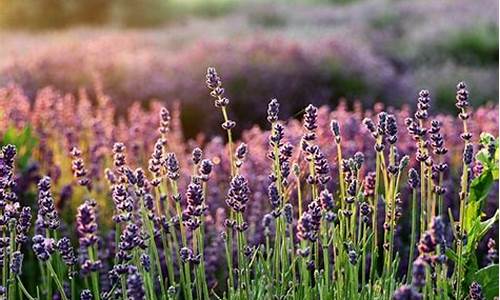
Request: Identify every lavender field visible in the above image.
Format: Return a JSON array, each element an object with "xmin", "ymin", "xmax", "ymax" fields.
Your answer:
[{"xmin": 0, "ymin": 0, "xmax": 498, "ymax": 299}]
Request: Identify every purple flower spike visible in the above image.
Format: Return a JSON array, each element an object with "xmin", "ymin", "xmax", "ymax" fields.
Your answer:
[
  {"xmin": 267, "ymin": 98, "xmax": 280, "ymax": 124},
  {"xmin": 16, "ymin": 206, "xmax": 32, "ymax": 244},
  {"xmin": 10, "ymin": 251, "xmax": 23, "ymax": 275},
  {"xmin": 469, "ymin": 282, "xmax": 485, "ymax": 300},
  {"xmin": 76, "ymin": 200, "xmax": 99, "ymax": 248},
  {"xmin": 225, "ymin": 175, "xmax": 250, "ymax": 213},
  {"xmin": 127, "ymin": 267, "xmax": 145, "ymax": 300},
  {"xmin": 57, "ymin": 237, "xmax": 78, "ymax": 268},
  {"xmin": 32, "ymin": 235, "xmax": 56, "ymax": 261},
  {"xmin": 80, "ymin": 289, "xmax": 92, "ymax": 300},
  {"xmin": 199, "ymin": 159, "xmax": 213, "ymax": 182},
  {"xmin": 37, "ymin": 176, "xmax": 60, "ymax": 230},
  {"xmin": 392, "ymin": 285, "xmax": 422, "ymax": 300}
]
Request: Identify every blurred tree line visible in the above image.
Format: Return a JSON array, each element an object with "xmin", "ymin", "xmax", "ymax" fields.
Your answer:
[{"xmin": 0, "ymin": 0, "xmax": 171, "ymax": 29}]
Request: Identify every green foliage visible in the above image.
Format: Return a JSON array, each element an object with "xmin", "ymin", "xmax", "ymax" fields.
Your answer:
[
  {"xmin": 324, "ymin": 60, "xmax": 369, "ymax": 99},
  {"xmin": 473, "ymin": 264, "xmax": 499, "ymax": 300},
  {"xmin": 0, "ymin": 0, "xmax": 237, "ymax": 29},
  {"xmin": 440, "ymin": 24, "xmax": 499, "ymax": 66},
  {"xmin": 0, "ymin": 125, "xmax": 37, "ymax": 170},
  {"xmin": 0, "ymin": 0, "xmax": 110, "ymax": 29},
  {"xmin": 467, "ymin": 133, "xmax": 499, "ymax": 220},
  {"xmin": 248, "ymin": 8, "xmax": 287, "ymax": 28},
  {"xmin": 176, "ymin": 0, "xmax": 236, "ymax": 18},
  {"xmin": 477, "ymin": 133, "xmax": 499, "ymax": 180},
  {"xmin": 111, "ymin": 0, "xmax": 170, "ymax": 27},
  {"xmin": 434, "ymin": 84, "xmax": 458, "ymax": 112},
  {"xmin": 370, "ymin": 11, "xmax": 400, "ymax": 30},
  {"xmin": 448, "ymin": 132, "xmax": 499, "ymax": 297},
  {"xmin": 415, "ymin": 24, "xmax": 499, "ymax": 67}
]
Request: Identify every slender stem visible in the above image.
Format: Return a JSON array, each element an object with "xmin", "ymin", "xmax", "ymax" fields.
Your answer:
[
  {"xmin": 8, "ymin": 226, "xmax": 16, "ymax": 299},
  {"xmin": 87, "ymin": 246, "xmax": 101, "ymax": 300},
  {"xmin": 455, "ymin": 105, "xmax": 471, "ymax": 300},
  {"xmin": 220, "ymin": 106, "xmax": 235, "ymax": 177},
  {"xmin": 46, "ymin": 261, "xmax": 68, "ymax": 300},
  {"xmin": 157, "ymin": 184, "xmax": 176, "ymax": 288},
  {"xmin": 407, "ymin": 189, "xmax": 417, "ymax": 282},
  {"xmin": 17, "ymin": 277, "xmax": 36, "ymax": 300},
  {"xmin": 455, "ymin": 162, "xmax": 469, "ymax": 300},
  {"xmin": 121, "ymin": 275, "xmax": 128, "ymax": 300},
  {"xmin": 370, "ymin": 154, "xmax": 380, "ymax": 282},
  {"xmin": 361, "ymin": 222, "xmax": 367, "ymax": 288}
]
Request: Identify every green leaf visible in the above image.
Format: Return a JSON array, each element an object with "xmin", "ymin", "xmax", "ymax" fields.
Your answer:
[
  {"xmin": 468, "ymin": 170, "xmax": 494, "ymax": 215},
  {"xmin": 0, "ymin": 124, "xmax": 38, "ymax": 170},
  {"xmin": 476, "ymin": 150, "xmax": 490, "ymax": 166},
  {"xmin": 466, "ymin": 210, "xmax": 499, "ymax": 254},
  {"xmin": 445, "ymin": 248, "xmax": 459, "ymax": 263},
  {"xmin": 464, "ymin": 200, "xmax": 482, "ymax": 232},
  {"xmin": 474, "ymin": 264, "xmax": 499, "ymax": 300},
  {"xmin": 477, "ymin": 210, "xmax": 499, "ymax": 240},
  {"xmin": 479, "ymin": 132, "xmax": 495, "ymax": 146},
  {"xmin": 476, "ymin": 133, "xmax": 499, "ymax": 180}
]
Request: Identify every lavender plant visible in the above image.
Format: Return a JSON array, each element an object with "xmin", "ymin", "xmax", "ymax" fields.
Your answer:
[{"xmin": 0, "ymin": 69, "xmax": 497, "ymax": 300}]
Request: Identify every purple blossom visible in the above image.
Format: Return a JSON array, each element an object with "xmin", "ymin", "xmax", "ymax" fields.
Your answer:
[
  {"xmin": 330, "ymin": 119, "xmax": 340, "ymax": 143},
  {"xmin": 411, "ymin": 257, "xmax": 426, "ymax": 288},
  {"xmin": 10, "ymin": 251, "xmax": 23, "ymax": 275},
  {"xmin": 70, "ymin": 147, "xmax": 91, "ymax": 188},
  {"xmin": 487, "ymin": 238, "xmax": 498, "ymax": 264},
  {"xmin": 469, "ymin": 282, "xmax": 485, "ymax": 300},
  {"xmin": 303, "ymin": 104, "xmax": 318, "ymax": 141},
  {"xmin": 80, "ymin": 289, "xmax": 92, "ymax": 300},
  {"xmin": 76, "ymin": 200, "xmax": 99, "ymax": 248},
  {"xmin": 393, "ymin": 285, "xmax": 422, "ymax": 300},
  {"xmin": 16, "ymin": 206, "xmax": 32, "ymax": 244},
  {"xmin": 319, "ymin": 189, "xmax": 334, "ymax": 211},
  {"xmin": 165, "ymin": 153, "xmax": 180, "ymax": 181},
  {"xmin": 37, "ymin": 176, "xmax": 60, "ymax": 230},
  {"xmin": 112, "ymin": 143, "xmax": 127, "ymax": 170},
  {"xmin": 225, "ymin": 175, "xmax": 250, "ymax": 213},
  {"xmin": 57, "ymin": 237, "xmax": 78, "ymax": 268},
  {"xmin": 363, "ymin": 172, "xmax": 376, "ymax": 197},
  {"xmin": 192, "ymin": 148, "xmax": 203, "ymax": 165},
  {"xmin": 32, "ymin": 235, "xmax": 56, "ymax": 261},
  {"xmin": 127, "ymin": 267, "xmax": 145, "ymax": 300},
  {"xmin": 267, "ymin": 98, "xmax": 279, "ymax": 124},
  {"xmin": 199, "ymin": 159, "xmax": 213, "ymax": 182},
  {"xmin": 159, "ymin": 107, "xmax": 171, "ymax": 135}
]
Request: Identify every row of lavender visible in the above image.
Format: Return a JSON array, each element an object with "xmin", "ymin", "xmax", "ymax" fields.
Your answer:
[
  {"xmin": 0, "ymin": 68, "xmax": 498, "ymax": 299},
  {"xmin": 0, "ymin": 37, "xmax": 410, "ymax": 137}
]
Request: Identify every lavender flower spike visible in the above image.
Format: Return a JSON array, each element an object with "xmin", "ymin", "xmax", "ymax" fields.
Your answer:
[
  {"xmin": 57, "ymin": 237, "xmax": 77, "ymax": 268},
  {"xmin": 392, "ymin": 285, "xmax": 422, "ymax": 300},
  {"xmin": 37, "ymin": 176, "xmax": 60, "ymax": 230},
  {"xmin": 32, "ymin": 235, "xmax": 56, "ymax": 261},
  {"xmin": 127, "ymin": 267, "xmax": 145, "ymax": 300},
  {"xmin": 267, "ymin": 98, "xmax": 280, "ymax": 123},
  {"xmin": 10, "ymin": 251, "xmax": 23, "ymax": 275},
  {"xmin": 468, "ymin": 282, "xmax": 485, "ymax": 300},
  {"xmin": 80, "ymin": 289, "xmax": 92, "ymax": 300},
  {"xmin": 330, "ymin": 119, "xmax": 341, "ymax": 143},
  {"xmin": 76, "ymin": 199, "xmax": 99, "ymax": 248}
]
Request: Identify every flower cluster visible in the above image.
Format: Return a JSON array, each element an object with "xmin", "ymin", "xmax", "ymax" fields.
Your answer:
[{"xmin": 0, "ymin": 70, "xmax": 496, "ymax": 300}]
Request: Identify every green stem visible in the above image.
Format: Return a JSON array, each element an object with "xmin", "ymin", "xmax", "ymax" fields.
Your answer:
[
  {"xmin": 17, "ymin": 277, "xmax": 36, "ymax": 300},
  {"xmin": 46, "ymin": 261, "xmax": 68, "ymax": 300},
  {"xmin": 407, "ymin": 189, "xmax": 417, "ymax": 282},
  {"xmin": 88, "ymin": 246, "xmax": 101, "ymax": 300},
  {"xmin": 370, "ymin": 153, "xmax": 380, "ymax": 282}
]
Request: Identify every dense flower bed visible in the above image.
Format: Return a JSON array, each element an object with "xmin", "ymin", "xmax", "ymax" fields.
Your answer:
[
  {"xmin": 0, "ymin": 37, "xmax": 410, "ymax": 137},
  {"xmin": 0, "ymin": 70, "xmax": 497, "ymax": 299}
]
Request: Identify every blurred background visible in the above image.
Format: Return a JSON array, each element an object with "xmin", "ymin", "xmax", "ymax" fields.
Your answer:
[{"xmin": 0, "ymin": 0, "xmax": 498, "ymax": 137}]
